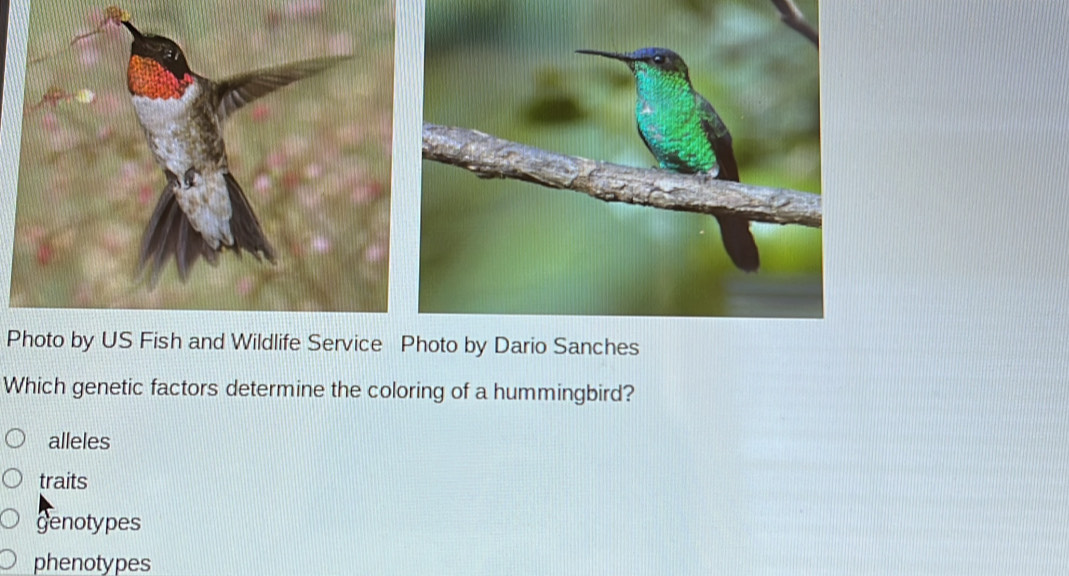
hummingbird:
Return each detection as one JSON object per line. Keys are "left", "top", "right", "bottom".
{"left": 122, "top": 20, "right": 348, "bottom": 284}
{"left": 577, "top": 47, "right": 759, "bottom": 272}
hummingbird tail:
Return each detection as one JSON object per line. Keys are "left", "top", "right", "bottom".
{"left": 138, "top": 175, "right": 275, "bottom": 287}
{"left": 138, "top": 183, "right": 219, "bottom": 287}
{"left": 716, "top": 215, "right": 760, "bottom": 272}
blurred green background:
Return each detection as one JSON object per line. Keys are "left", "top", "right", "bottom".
{"left": 421, "top": 0, "right": 821, "bottom": 317}
{"left": 11, "top": 0, "right": 393, "bottom": 311}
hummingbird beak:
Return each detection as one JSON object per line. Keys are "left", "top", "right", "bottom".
{"left": 576, "top": 49, "right": 637, "bottom": 63}
{"left": 122, "top": 20, "right": 144, "bottom": 40}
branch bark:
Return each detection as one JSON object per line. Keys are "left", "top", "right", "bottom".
{"left": 422, "top": 123, "right": 821, "bottom": 229}
{"left": 769, "top": 0, "right": 819, "bottom": 47}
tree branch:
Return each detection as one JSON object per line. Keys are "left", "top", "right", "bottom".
{"left": 769, "top": 0, "right": 819, "bottom": 47}
{"left": 422, "top": 123, "right": 821, "bottom": 228}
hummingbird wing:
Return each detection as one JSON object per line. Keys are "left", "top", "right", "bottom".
{"left": 214, "top": 56, "right": 350, "bottom": 122}
{"left": 696, "top": 94, "right": 759, "bottom": 271}
{"left": 696, "top": 95, "right": 739, "bottom": 182}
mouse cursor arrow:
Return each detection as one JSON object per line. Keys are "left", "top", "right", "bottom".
{"left": 38, "top": 494, "right": 54, "bottom": 518}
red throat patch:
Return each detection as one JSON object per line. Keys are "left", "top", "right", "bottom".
{"left": 127, "top": 55, "right": 193, "bottom": 99}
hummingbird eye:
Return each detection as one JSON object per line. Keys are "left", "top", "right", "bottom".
{"left": 652, "top": 55, "right": 666, "bottom": 65}
{"left": 159, "top": 46, "right": 177, "bottom": 61}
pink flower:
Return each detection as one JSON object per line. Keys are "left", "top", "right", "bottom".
{"left": 251, "top": 103, "right": 271, "bottom": 122}
{"left": 364, "top": 243, "right": 386, "bottom": 263}
{"left": 285, "top": 0, "right": 324, "bottom": 19}
{"left": 236, "top": 277, "right": 254, "bottom": 296}
{"left": 351, "top": 181, "right": 383, "bottom": 204}
{"left": 36, "top": 242, "right": 54, "bottom": 266}
{"left": 310, "top": 235, "right": 331, "bottom": 254}
{"left": 254, "top": 174, "right": 272, "bottom": 194}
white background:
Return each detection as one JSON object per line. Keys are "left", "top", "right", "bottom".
{"left": 2, "top": 1, "right": 1069, "bottom": 574}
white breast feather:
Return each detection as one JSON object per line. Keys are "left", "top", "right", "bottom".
{"left": 132, "top": 83, "right": 235, "bottom": 249}
{"left": 173, "top": 171, "right": 234, "bottom": 249}
{"left": 131, "top": 82, "right": 203, "bottom": 178}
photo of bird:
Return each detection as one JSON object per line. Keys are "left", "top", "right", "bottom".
{"left": 420, "top": 0, "right": 821, "bottom": 316}
{"left": 577, "top": 47, "right": 759, "bottom": 272}
{"left": 123, "top": 20, "right": 347, "bottom": 284}
{"left": 10, "top": 1, "right": 394, "bottom": 310}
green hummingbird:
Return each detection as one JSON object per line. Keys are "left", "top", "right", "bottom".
{"left": 577, "top": 47, "right": 759, "bottom": 271}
